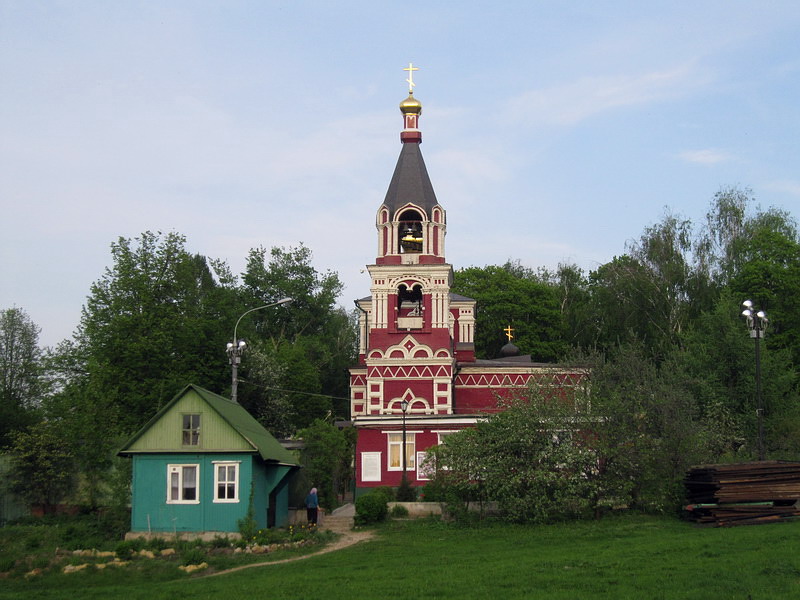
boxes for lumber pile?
[684,461,800,526]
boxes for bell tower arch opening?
[398,209,424,254]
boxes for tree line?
[2,185,798,517]
[436,186,800,519]
[1,233,356,511]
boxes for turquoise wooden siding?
[268,466,293,528]
[131,453,266,533]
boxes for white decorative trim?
[356,416,481,427]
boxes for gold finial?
[403,62,419,94]
[504,325,514,342]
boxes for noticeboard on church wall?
[361,452,382,482]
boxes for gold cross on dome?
[504,325,514,342]
[403,62,419,93]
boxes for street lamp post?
[226,297,292,403]
[742,300,768,461]
[400,399,410,478]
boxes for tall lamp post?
[400,399,410,479]
[226,297,292,403]
[742,299,768,461]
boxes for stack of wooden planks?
[684,461,800,526]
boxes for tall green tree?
[677,291,800,459]
[729,215,800,364]
[79,231,239,433]
[452,263,567,361]
[298,419,354,510]
[0,308,44,447]
[9,422,75,513]
[238,245,355,431]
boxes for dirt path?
[198,525,374,579]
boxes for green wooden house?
[119,384,299,533]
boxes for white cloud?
[677,149,733,165]
[764,180,800,197]
[502,63,710,128]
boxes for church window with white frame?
[387,432,415,470]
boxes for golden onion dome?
[399,93,422,114]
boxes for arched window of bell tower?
[397,209,424,254]
[397,283,423,318]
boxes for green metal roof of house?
[119,384,299,466]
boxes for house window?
[416,451,434,481]
[167,464,199,504]
[213,462,239,503]
[388,432,415,470]
[182,414,200,446]
[437,431,457,445]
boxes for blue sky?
[2,1,799,347]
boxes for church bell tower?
[351,65,476,419]
[350,66,478,491]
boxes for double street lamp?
[226,297,292,403]
[741,299,768,461]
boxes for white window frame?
[212,461,240,503]
[386,432,416,471]
[435,430,458,445]
[167,464,200,504]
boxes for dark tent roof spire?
[382,63,438,213]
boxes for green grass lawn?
[3,514,800,599]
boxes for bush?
[180,546,207,566]
[114,540,137,561]
[237,483,258,540]
[209,535,231,549]
[396,477,417,501]
[372,486,396,502]
[420,480,448,502]
[146,536,169,552]
[390,504,409,518]
[0,557,16,573]
[355,492,388,525]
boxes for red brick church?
[349,69,583,496]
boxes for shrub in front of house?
[390,504,409,518]
[372,486,396,502]
[396,477,417,501]
[355,492,388,525]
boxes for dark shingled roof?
[381,142,439,215]
[449,292,475,303]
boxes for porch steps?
[323,503,355,533]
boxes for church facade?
[349,75,585,496]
